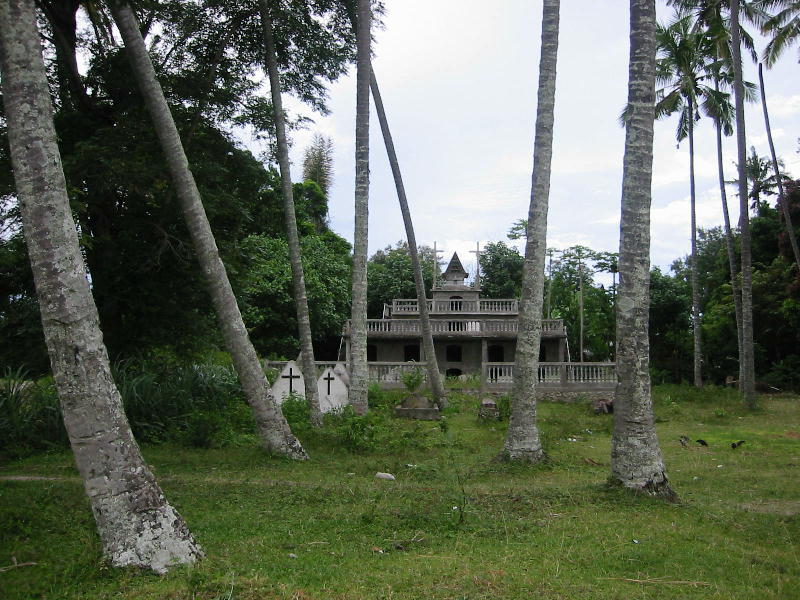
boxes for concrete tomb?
[271,360,305,404]
[317,367,349,413]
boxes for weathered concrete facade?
[343,252,586,386]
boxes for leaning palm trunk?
[260,2,322,426]
[349,0,371,413]
[759,63,800,272]
[110,2,307,457]
[369,69,447,407]
[730,0,757,408]
[501,0,560,462]
[0,0,202,571]
[611,0,676,500]
[713,79,744,383]
[688,97,702,387]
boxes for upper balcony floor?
[390,298,519,316]
[344,317,567,339]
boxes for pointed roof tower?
[443,252,468,285]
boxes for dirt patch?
[740,500,800,517]
[784,431,800,439]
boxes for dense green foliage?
[367,242,436,318]
[0,1,358,372]
[2,389,799,599]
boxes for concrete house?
[342,252,607,391]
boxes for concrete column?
[480,338,488,395]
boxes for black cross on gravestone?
[322,371,336,395]
[282,367,301,393]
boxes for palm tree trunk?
[611,0,676,500]
[688,97,702,387]
[730,0,758,408]
[348,0,371,414]
[110,2,308,456]
[260,2,322,426]
[501,0,559,463]
[368,69,447,407]
[759,63,800,272]
[578,261,584,362]
[0,0,202,571]
[714,79,744,383]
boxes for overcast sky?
[273,0,799,277]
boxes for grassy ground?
[1,385,798,599]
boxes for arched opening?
[488,344,505,363]
[446,368,463,378]
[404,344,420,362]
[446,344,462,362]
[449,295,463,311]
[367,344,378,362]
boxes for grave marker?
[317,367,349,413]
[271,360,305,404]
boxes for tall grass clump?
[114,360,249,447]
[0,367,66,458]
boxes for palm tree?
[760,0,800,66]
[259,0,322,426]
[757,1,800,270]
[611,0,676,500]
[730,0,759,408]
[737,145,790,210]
[655,11,717,387]
[369,70,448,407]
[348,0,371,413]
[109,2,308,456]
[0,0,201,570]
[501,0,560,463]
[667,0,761,385]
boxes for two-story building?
[343,252,598,390]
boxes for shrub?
[0,369,66,457]
[401,366,425,394]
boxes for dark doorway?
[446,344,462,362]
[449,295,463,311]
[488,344,505,363]
[404,344,420,362]
[367,344,378,362]
[446,368,463,378]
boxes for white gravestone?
[317,367,349,413]
[271,360,305,404]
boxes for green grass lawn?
[1,386,799,599]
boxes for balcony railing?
[367,361,616,389]
[392,298,519,314]
[485,362,616,385]
[345,318,565,337]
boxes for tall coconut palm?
[501,0,560,463]
[730,0,759,407]
[667,0,760,385]
[655,11,713,387]
[369,69,448,407]
[758,15,800,270]
[0,0,201,571]
[348,0,371,413]
[259,1,322,426]
[109,2,308,457]
[760,0,800,66]
[611,0,676,500]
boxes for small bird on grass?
[679,436,689,447]
[696,439,708,447]
[731,440,746,449]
